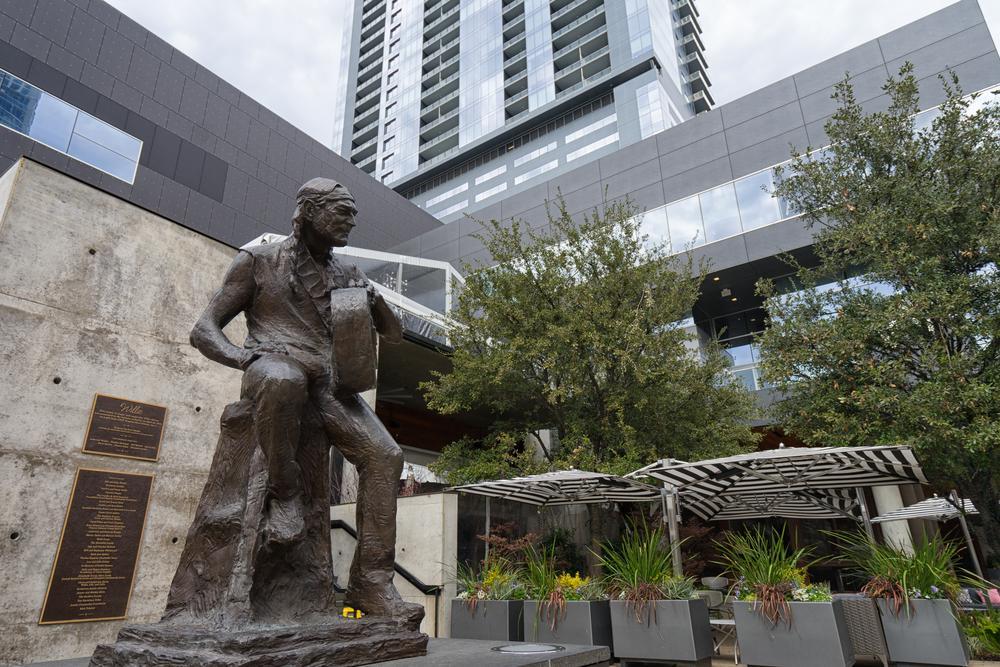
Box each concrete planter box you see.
[523,600,613,650]
[877,598,969,666]
[609,598,713,664]
[449,599,524,641]
[733,599,854,667]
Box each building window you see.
[431,199,468,219]
[474,164,506,185]
[0,69,142,183]
[475,182,507,202]
[565,114,617,143]
[425,181,469,208]
[566,133,618,162]
[514,159,558,185]
[513,141,557,167]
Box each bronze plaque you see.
[39,468,154,624]
[82,394,167,462]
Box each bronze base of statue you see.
[89,618,428,666]
[90,398,426,666]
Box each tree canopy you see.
[423,197,759,485]
[757,65,1000,563]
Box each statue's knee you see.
[256,368,307,404]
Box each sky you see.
[105,0,1000,151]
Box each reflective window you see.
[734,169,780,231]
[566,132,618,162]
[432,199,468,218]
[699,183,741,242]
[475,164,506,185]
[665,195,703,248]
[425,181,468,207]
[639,206,669,251]
[565,114,616,143]
[0,69,141,183]
[475,181,507,202]
[513,141,557,167]
[514,159,558,185]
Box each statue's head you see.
[292,177,358,249]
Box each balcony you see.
[361,1,386,28]
[354,85,382,115]
[352,119,379,145]
[554,45,610,90]
[502,13,525,39]
[420,107,460,141]
[550,0,602,31]
[351,135,377,163]
[422,53,460,85]
[424,0,458,21]
[552,24,606,60]
[550,5,605,48]
[422,70,460,104]
[502,2,523,24]
[355,72,381,100]
[420,89,460,122]
[359,26,385,53]
[685,69,711,94]
[554,66,610,99]
[689,89,714,114]
[424,31,459,59]
[425,4,459,40]
[681,49,707,76]
[503,31,526,56]
[677,14,701,37]
[419,126,459,161]
[362,0,382,14]
[503,51,527,76]
[353,104,379,132]
[356,153,376,173]
[553,31,608,71]
[358,43,384,70]
[672,0,698,19]
[504,70,528,96]
[680,31,705,56]
[357,58,383,85]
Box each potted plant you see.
[833,531,970,667]
[522,543,612,649]
[716,526,854,667]
[600,524,713,664]
[960,607,1000,662]
[450,556,527,641]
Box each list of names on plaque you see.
[39,468,154,624]
[82,394,167,461]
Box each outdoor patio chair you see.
[833,593,889,667]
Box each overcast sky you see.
[106,0,1000,151]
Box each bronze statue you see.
[90,179,427,666]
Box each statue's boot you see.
[347,585,426,630]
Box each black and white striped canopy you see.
[871,496,978,524]
[449,469,661,507]
[684,488,860,522]
[628,446,926,501]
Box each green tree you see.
[757,65,1000,563]
[422,197,759,568]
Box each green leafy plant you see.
[828,530,960,615]
[524,542,606,631]
[597,522,696,623]
[714,525,823,626]
[961,608,1000,660]
[454,556,526,610]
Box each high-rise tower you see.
[340,0,712,222]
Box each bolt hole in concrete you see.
[52,377,61,384]
[195,406,202,413]
[171,537,179,544]
[88,248,96,255]
[10,531,20,541]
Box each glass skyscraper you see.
[340,0,712,222]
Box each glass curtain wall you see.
[459,0,505,144]
[524,0,555,110]
[381,0,423,180]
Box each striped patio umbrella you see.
[870,495,977,523]
[449,469,661,506]
[685,488,861,522]
[870,492,983,578]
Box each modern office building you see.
[340,0,711,223]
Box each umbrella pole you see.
[662,488,683,577]
[951,490,984,580]
[856,487,875,540]
[484,497,491,562]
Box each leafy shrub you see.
[828,531,960,615]
[961,608,1000,660]
[454,556,526,608]
[597,522,697,623]
[714,525,824,625]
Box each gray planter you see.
[450,599,524,641]
[876,598,969,667]
[733,599,854,667]
[523,600,612,650]
[609,599,713,664]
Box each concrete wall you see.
[0,158,245,665]
[330,492,458,638]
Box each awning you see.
[871,495,977,523]
[449,469,661,507]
